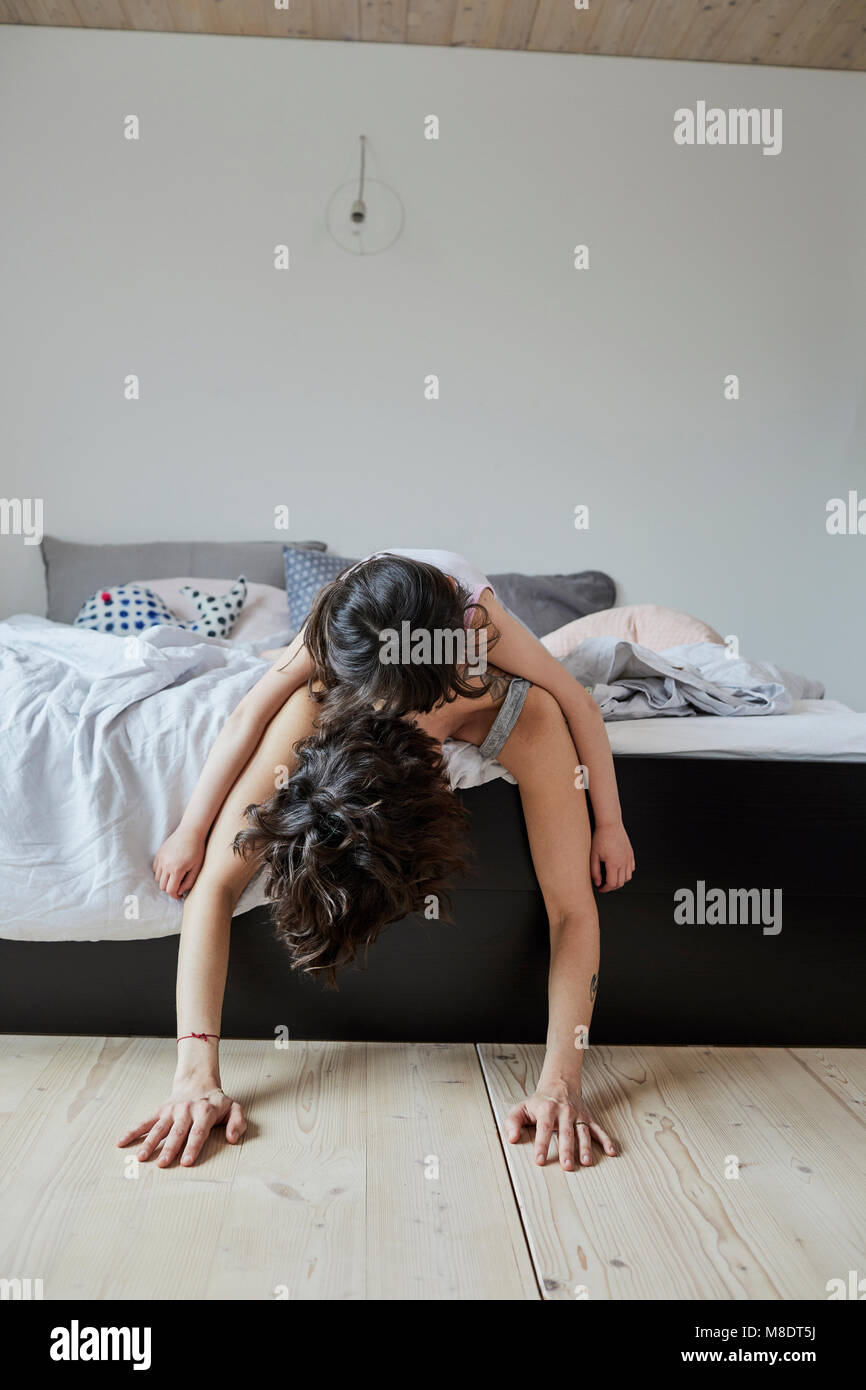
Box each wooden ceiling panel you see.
[764,0,861,70]
[270,0,315,38]
[495,0,540,50]
[578,1,650,60]
[667,0,768,67]
[405,0,456,47]
[360,0,406,43]
[450,0,511,50]
[312,1,361,41]
[1,0,864,70]
[527,0,592,55]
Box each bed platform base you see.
[2,759,864,1044]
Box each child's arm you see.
[153,631,314,898]
[480,593,634,891]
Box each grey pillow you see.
[488,569,616,637]
[278,551,615,639]
[41,537,326,624]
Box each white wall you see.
[1,25,864,705]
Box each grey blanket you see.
[560,640,824,720]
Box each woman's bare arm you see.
[120,684,320,1168]
[496,685,619,1170]
[153,632,314,898]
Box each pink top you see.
[463,583,493,629]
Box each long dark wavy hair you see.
[300,554,499,724]
[233,712,469,986]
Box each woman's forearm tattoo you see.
[590,972,598,1002]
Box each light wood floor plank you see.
[365,1042,537,1300]
[0,1037,259,1299]
[0,1034,69,1134]
[787,1048,866,1123]
[479,1044,866,1301]
[5,1037,861,1301]
[0,1037,536,1301]
[480,1043,744,1299]
[637,1047,864,1299]
[205,1040,368,1301]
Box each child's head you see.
[303,555,497,719]
[233,712,468,986]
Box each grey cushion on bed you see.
[41,537,327,624]
[488,569,616,637]
[280,548,616,637]
[276,548,616,639]
[283,546,358,628]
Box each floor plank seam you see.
[474,1042,544,1302]
[784,1046,866,1126]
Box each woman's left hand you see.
[505,1089,618,1170]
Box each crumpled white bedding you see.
[0,617,267,942]
[0,616,858,943]
[559,638,823,717]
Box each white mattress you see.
[442,698,866,791]
[604,700,866,760]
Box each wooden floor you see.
[0,1037,863,1301]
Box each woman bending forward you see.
[119,662,624,1173]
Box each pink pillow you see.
[136,578,291,644]
[542,604,724,658]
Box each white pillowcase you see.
[135,577,292,645]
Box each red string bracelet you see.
[176,1032,220,1043]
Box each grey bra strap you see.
[478,677,532,761]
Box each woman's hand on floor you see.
[117,1080,247,1168]
[153,825,206,898]
[505,1089,617,1170]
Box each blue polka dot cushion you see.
[74,577,249,638]
[282,548,358,629]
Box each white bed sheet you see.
[443,700,866,791]
[604,699,866,760]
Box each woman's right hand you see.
[117,1078,247,1168]
[153,824,206,899]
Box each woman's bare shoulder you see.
[448,665,513,746]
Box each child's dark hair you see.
[233,712,469,987]
[302,555,498,721]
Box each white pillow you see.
[136,577,292,645]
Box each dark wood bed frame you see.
[2,757,864,1045]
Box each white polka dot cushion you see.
[282,547,358,628]
[74,576,249,639]
[138,578,290,644]
[179,577,248,637]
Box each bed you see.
[1,539,863,1045]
